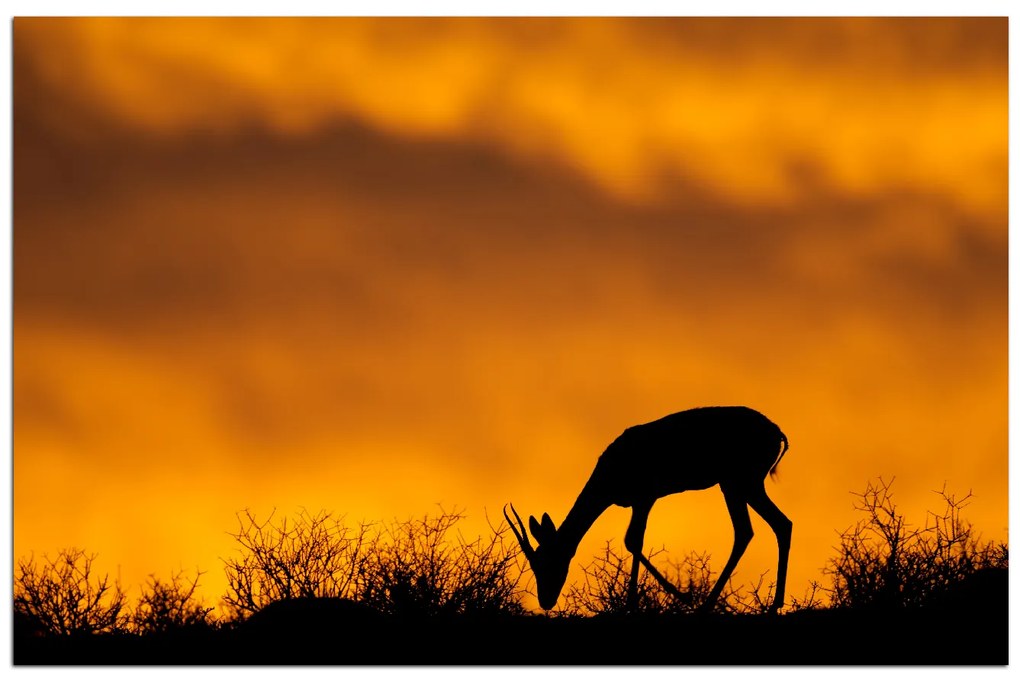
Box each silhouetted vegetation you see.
[554,477,1007,622]
[14,548,128,636]
[357,510,525,617]
[560,543,825,617]
[133,569,216,635]
[561,545,735,615]
[13,480,1007,665]
[824,477,1007,610]
[221,507,524,621]
[222,508,372,620]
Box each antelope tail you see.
[769,432,789,479]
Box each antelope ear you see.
[541,513,555,533]
[528,516,544,543]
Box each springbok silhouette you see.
[505,406,791,612]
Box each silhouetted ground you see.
[14,575,1008,666]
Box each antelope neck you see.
[556,481,611,556]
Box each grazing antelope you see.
[505,406,791,612]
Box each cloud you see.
[15,17,1007,217]
[14,118,1005,487]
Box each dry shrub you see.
[222,508,372,620]
[559,544,741,616]
[825,477,1007,610]
[357,510,526,616]
[133,568,215,634]
[14,548,128,636]
[221,507,525,619]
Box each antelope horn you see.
[503,503,535,558]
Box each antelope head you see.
[504,504,571,610]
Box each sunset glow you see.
[13,17,1007,613]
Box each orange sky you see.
[13,17,1007,613]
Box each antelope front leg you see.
[627,548,641,609]
[624,501,655,611]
